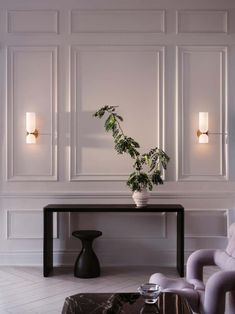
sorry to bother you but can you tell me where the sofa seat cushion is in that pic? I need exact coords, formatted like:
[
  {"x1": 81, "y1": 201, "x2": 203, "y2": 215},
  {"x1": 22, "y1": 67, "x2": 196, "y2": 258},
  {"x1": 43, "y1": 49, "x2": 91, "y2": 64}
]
[
  {"x1": 150, "y1": 273, "x2": 194, "y2": 290},
  {"x1": 188, "y1": 279, "x2": 205, "y2": 291},
  {"x1": 149, "y1": 273, "x2": 200, "y2": 312}
]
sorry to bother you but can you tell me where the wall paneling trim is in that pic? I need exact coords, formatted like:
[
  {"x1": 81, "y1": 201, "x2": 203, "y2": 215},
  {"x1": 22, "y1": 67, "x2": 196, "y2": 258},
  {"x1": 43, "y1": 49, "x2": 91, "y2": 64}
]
[
  {"x1": 176, "y1": 10, "x2": 228, "y2": 34},
  {"x1": 6, "y1": 209, "x2": 58, "y2": 239},
  {"x1": 7, "y1": 46, "x2": 58, "y2": 181},
  {"x1": 176, "y1": 45, "x2": 228, "y2": 181},
  {"x1": 70, "y1": 10, "x2": 165, "y2": 33},
  {"x1": 70, "y1": 45, "x2": 165, "y2": 181},
  {"x1": 7, "y1": 10, "x2": 59, "y2": 34}
]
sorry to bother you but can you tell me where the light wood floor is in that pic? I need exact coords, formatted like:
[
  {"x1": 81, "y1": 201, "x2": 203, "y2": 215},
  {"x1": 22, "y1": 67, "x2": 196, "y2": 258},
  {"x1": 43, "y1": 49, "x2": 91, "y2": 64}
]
[{"x1": 0, "y1": 266, "x2": 218, "y2": 314}]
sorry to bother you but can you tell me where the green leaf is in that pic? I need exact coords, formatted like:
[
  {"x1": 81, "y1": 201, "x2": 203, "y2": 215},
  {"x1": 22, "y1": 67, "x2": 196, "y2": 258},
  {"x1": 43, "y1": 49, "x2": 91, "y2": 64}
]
[
  {"x1": 104, "y1": 114, "x2": 116, "y2": 132},
  {"x1": 151, "y1": 170, "x2": 163, "y2": 185}
]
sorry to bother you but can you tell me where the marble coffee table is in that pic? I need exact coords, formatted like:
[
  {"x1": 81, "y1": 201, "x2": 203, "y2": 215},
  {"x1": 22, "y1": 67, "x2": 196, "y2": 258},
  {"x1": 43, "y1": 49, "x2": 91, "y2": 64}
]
[{"x1": 62, "y1": 292, "x2": 193, "y2": 314}]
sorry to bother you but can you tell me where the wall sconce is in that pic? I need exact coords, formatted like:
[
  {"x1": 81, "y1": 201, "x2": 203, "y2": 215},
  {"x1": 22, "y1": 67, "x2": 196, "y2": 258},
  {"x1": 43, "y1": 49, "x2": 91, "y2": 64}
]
[
  {"x1": 197, "y1": 112, "x2": 209, "y2": 144},
  {"x1": 197, "y1": 112, "x2": 227, "y2": 144},
  {"x1": 26, "y1": 112, "x2": 39, "y2": 144}
]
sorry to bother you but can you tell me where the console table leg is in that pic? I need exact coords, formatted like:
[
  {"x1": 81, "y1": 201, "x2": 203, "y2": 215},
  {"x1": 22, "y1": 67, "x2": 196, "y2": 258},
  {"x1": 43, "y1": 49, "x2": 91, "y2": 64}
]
[
  {"x1": 177, "y1": 211, "x2": 184, "y2": 277},
  {"x1": 43, "y1": 210, "x2": 53, "y2": 277}
]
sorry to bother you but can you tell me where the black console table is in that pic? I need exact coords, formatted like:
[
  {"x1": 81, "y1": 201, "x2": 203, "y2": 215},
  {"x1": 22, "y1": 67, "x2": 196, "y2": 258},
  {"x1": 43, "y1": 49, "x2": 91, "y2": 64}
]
[{"x1": 43, "y1": 204, "x2": 184, "y2": 277}]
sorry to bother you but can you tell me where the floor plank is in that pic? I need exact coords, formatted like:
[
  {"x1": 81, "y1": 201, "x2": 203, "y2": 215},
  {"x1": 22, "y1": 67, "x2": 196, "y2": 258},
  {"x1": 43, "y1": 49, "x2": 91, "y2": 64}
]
[{"x1": 0, "y1": 266, "x2": 218, "y2": 313}]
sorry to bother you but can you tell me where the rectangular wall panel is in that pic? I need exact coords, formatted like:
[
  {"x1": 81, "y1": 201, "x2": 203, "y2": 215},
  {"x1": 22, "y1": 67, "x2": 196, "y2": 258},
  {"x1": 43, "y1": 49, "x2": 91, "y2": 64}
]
[
  {"x1": 70, "y1": 45, "x2": 165, "y2": 181},
  {"x1": 7, "y1": 210, "x2": 58, "y2": 239},
  {"x1": 69, "y1": 213, "x2": 166, "y2": 239},
  {"x1": 176, "y1": 46, "x2": 228, "y2": 181},
  {"x1": 7, "y1": 46, "x2": 58, "y2": 181},
  {"x1": 71, "y1": 10, "x2": 165, "y2": 33},
  {"x1": 185, "y1": 210, "x2": 227, "y2": 237},
  {"x1": 8, "y1": 10, "x2": 58, "y2": 34},
  {"x1": 177, "y1": 10, "x2": 228, "y2": 33}
]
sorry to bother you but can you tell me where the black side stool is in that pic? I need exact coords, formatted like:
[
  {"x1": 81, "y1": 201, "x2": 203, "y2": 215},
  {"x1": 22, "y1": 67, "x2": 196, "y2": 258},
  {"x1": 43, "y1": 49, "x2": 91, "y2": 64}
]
[{"x1": 72, "y1": 230, "x2": 102, "y2": 278}]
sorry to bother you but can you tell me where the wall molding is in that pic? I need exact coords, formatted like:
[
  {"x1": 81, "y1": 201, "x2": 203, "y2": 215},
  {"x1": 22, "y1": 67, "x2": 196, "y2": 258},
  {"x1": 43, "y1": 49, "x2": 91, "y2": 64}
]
[
  {"x1": 70, "y1": 45, "x2": 165, "y2": 181},
  {"x1": 70, "y1": 9, "x2": 165, "y2": 34},
  {"x1": 0, "y1": 248, "x2": 225, "y2": 267},
  {"x1": 6, "y1": 45, "x2": 58, "y2": 181},
  {"x1": 7, "y1": 10, "x2": 59, "y2": 34},
  {"x1": 176, "y1": 10, "x2": 228, "y2": 34},
  {"x1": 176, "y1": 45, "x2": 228, "y2": 181},
  {"x1": 68, "y1": 212, "x2": 167, "y2": 239},
  {"x1": 185, "y1": 210, "x2": 227, "y2": 238},
  {"x1": 0, "y1": 191, "x2": 234, "y2": 199},
  {"x1": 6, "y1": 209, "x2": 58, "y2": 239}
]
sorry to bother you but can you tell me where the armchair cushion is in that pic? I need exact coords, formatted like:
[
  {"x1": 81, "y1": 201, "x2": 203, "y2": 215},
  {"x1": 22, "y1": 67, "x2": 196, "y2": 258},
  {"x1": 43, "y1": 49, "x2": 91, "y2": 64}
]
[
  {"x1": 149, "y1": 273, "x2": 200, "y2": 312},
  {"x1": 187, "y1": 279, "x2": 205, "y2": 291},
  {"x1": 149, "y1": 273, "x2": 194, "y2": 290}
]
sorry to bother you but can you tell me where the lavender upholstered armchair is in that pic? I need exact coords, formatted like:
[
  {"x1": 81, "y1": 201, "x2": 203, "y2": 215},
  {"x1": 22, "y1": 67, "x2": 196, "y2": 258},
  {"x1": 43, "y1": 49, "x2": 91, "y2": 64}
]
[{"x1": 149, "y1": 223, "x2": 235, "y2": 314}]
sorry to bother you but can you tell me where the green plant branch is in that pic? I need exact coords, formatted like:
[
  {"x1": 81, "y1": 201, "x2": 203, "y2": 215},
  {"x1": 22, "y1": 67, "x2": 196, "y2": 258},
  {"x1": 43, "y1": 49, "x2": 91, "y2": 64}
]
[{"x1": 93, "y1": 105, "x2": 170, "y2": 192}]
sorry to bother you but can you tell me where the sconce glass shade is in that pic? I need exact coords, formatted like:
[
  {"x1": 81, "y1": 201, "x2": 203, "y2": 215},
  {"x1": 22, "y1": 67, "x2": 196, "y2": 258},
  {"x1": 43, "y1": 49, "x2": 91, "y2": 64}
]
[
  {"x1": 199, "y1": 112, "x2": 208, "y2": 133},
  {"x1": 26, "y1": 133, "x2": 36, "y2": 144},
  {"x1": 26, "y1": 112, "x2": 36, "y2": 133},
  {"x1": 198, "y1": 112, "x2": 209, "y2": 143},
  {"x1": 199, "y1": 134, "x2": 209, "y2": 144},
  {"x1": 26, "y1": 112, "x2": 38, "y2": 144}
]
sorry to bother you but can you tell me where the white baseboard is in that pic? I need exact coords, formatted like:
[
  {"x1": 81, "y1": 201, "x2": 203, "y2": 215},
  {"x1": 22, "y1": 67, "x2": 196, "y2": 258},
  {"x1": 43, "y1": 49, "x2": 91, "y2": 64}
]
[{"x1": 0, "y1": 250, "x2": 191, "y2": 267}]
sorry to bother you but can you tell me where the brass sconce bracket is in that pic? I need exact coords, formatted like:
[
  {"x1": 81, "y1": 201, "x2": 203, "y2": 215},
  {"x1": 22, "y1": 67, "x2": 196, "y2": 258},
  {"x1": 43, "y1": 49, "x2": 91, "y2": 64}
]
[
  {"x1": 197, "y1": 130, "x2": 228, "y2": 137},
  {"x1": 27, "y1": 129, "x2": 39, "y2": 138},
  {"x1": 197, "y1": 130, "x2": 208, "y2": 137}
]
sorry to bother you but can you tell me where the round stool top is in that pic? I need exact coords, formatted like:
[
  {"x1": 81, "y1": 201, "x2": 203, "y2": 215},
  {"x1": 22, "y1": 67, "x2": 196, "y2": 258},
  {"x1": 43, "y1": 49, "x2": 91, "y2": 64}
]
[{"x1": 72, "y1": 230, "x2": 102, "y2": 240}]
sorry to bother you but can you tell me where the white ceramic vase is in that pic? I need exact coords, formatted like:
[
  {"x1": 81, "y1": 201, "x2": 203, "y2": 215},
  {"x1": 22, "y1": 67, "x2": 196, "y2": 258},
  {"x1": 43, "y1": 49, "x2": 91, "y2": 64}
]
[{"x1": 132, "y1": 188, "x2": 149, "y2": 207}]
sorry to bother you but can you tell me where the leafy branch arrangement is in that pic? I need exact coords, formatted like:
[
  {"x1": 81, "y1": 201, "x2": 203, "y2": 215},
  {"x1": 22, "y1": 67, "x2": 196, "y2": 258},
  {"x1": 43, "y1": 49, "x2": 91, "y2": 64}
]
[{"x1": 93, "y1": 106, "x2": 170, "y2": 192}]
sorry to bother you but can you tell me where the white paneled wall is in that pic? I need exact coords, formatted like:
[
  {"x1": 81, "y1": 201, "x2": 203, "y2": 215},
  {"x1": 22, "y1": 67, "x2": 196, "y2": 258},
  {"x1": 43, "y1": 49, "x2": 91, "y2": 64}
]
[
  {"x1": 7, "y1": 10, "x2": 59, "y2": 34},
  {"x1": 7, "y1": 46, "x2": 58, "y2": 181},
  {"x1": 176, "y1": 10, "x2": 228, "y2": 34},
  {"x1": 176, "y1": 45, "x2": 227, "y2": 181},
  {"x1": 70, "y1": 45, "x2": 164, "y2": 181},
  {"x1": 0, "y1": 0, "x2": 235, "y2": 267},
  {"x1": 70, "y1": 10, "x2": 165, "y2": 33}
]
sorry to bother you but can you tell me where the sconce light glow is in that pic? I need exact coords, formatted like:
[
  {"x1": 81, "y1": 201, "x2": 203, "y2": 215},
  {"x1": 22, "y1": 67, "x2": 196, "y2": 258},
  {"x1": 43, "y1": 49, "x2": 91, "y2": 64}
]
[
  {"x1": 198, "y1": 112, "x2": 209, "y2": 144},
  {"x1": 26, "y1": 112, "x2": 36, "y2": 133},
  {"x1": 26, "y1": 133, "x2": 36, "y2": 144},
  {"x1": 199, "y1": 112, "x2": 208, "y2": 133},
  {"x1": 26, "y1": 112, "x2": 38, "y2": 144},
  {"x1": 199, "y1": 133, "x2": 208, "y2": 144}
]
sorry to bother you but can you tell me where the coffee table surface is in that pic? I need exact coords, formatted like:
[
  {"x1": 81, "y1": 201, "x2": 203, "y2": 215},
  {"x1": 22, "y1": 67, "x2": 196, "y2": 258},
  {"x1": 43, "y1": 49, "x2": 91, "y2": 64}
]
[{"x1": 62, "y1": 292, "x2": 193, "y2": 314}]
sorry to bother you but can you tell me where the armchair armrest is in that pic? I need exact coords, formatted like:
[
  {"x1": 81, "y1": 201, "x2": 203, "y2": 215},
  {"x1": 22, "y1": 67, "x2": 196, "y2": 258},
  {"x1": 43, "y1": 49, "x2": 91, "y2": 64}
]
[
  {"x1": 186, "y1": 249, "x2": 217, "y2": 281},
  {"x1": 203, "y1": 271, "x2": 235, "y2": 314}
]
